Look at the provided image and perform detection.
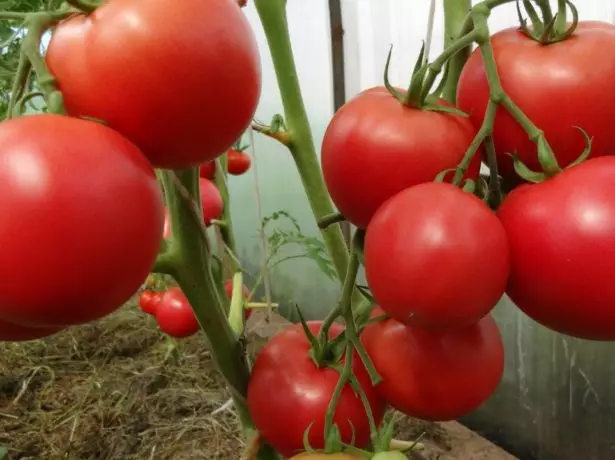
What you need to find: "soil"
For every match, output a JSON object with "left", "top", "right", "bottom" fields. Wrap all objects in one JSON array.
[{"left": 0, "top": 299, "right": 517, "bottom": 460}]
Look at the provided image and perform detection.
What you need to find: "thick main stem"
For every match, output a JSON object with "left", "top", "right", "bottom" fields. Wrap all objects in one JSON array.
[
  {"left": 442, "top": 0, "right": 472, "bottom": 103},
  {"left": 253, "top": 0, "right": 350, "bottom": 282},
  {"left": 160, "top": 170, "right": 279, "bottom": 460}
]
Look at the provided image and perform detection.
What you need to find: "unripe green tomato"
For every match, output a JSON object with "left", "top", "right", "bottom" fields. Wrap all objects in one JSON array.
[{"left": 371, "top": 452, "right": 408, "bottom": 460}]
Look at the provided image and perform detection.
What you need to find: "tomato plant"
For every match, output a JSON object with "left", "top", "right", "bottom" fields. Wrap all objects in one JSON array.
[
  {"left": 497, "top": 156, "right": 615, "bottom": 340},
  {"left": 0, "top": 318, "right": 63, "bottom": 342},
  {"left": 457, "top": 21, "right": 615, "bottom": 183},
  {"left": 364, "top": 182, "right": 509, "bottom": 329},
  {"left": 362, "top": 309, "right": 504, "bottom": 421},
  {"left": 46, "top": 0, "right": 262, "bottom": 169},
  {"left": 139, "top": 290, "right": 163, "bottom": 316},
  {"left": 155, "top": 287, "right": 200, "bottom": 338},
  {"left": 321, "top": 87, "right": 481, "bottom": 228},
  {"left": 163, "top": 178, "right": 223, "bottom": 237},
  {"left": 0, "top": 114, "right": 164, "bottom": 327},
  {"left": 247, "top": 321, "right": 385, "bottom": 458},
  {"left": 223, "top": 279, "right": 253, "bottom": 320},
  {"left": 227, "top": 149, "right": 252, "bottom": 175}
]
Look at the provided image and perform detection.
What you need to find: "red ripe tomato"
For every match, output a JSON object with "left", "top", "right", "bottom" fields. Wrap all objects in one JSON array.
[
  {"left": 200, "top": 161, "right": 216, "bottom": 180},
  {"left": 0, "top": 114, "right": 164, "bottom": 327},
  {"left": 139, "top": 290, "right": 163, "bottom": 316},
  {"left": 223, "top": 279, "right": 252, "bottom": 320},
  {"left": 364, "top": 182, "right": 509, "bottom": 329},
  {"left": 46, "top": 0, "right": 261, "bottom": 169},
  {"left": 247, "top": 322, "right": 385, "bottom": 458},
  {"left": 155, "top": 288, "right": 200, "bottom": 338},
  {"left": 0, "top": 318, "right": 63, "bottom": 342},
  {"left": 361, "top": 310, "right": 504, "bottom": 421},
  {"left": 227, "top": 149, "right": 251, "bottom": 175},
  {"left": 457, "top": 22, "right": 615, "bottom": 183},
  {"left": 199, "top": 178, "right": 224, "bottom": 225},
  {"left": 498, "top": 156, "right": 615, "bottom": 340},
  {"left": 321, "top": 87, "right": 481, "bottom": 228}
]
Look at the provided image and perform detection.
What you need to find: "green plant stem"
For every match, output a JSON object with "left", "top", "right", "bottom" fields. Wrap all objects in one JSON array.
[
  {"left": 228, "top": 271, "right": 246, "bottom": 337},
  {"left": 65, "top": 0, "right": 99, "bottom": 13},
  {"left": 441, "top": 0, "right": 472, "bottom": 103},
  {"left": 0, "top": 11, "right": 29, "bottom": 20},
  {"left": 158, "top": 169, "right": 279, "bottom": 460},
  {"left": 21, "top": 12, "right": 66, "bottom": 115},
  {"left": 214, "top": 157, "right": 239, "bottom": 271},
  {"left": 7, "top": 54, "right": 30, "bottom": 119},
  {"left": 253, "top": 0, "right": 350, "bottom": 283}
]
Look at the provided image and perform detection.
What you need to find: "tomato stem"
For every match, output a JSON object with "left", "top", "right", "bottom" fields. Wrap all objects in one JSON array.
[
  {"left": 323, "top": 346, "right": 354, "bottom": 451},
  {"left": 65, "top": 0, "right": 99, "bottom": 14},
  {"left": 6, "top": 52, "right": 31, "bottom": 119},
  {"left": 21, "top": 12, "right": 68, "bottom": 115},
  {"left": 152, "top": 239, "right": 179, "bottom": 275},
  {"left": 440, "top": 0, "right": 472, "bottom": 104},
  {"left": 0, "top": 11, "right": 29, "bottom": 20},
  {"left": 253, "top": 0, "right": 350, "bottom": 282},
  {"left": 158, "top": 169, "right": 280, "bottom": 460},
  {"left": 317, "top": 212, "right": 346, "bottom": 230},
  {"left": 228, "top": 271, "right": 246, "bottom": 337},
  {"left": 214, "top": 156, "right": 239, "bottom": 273}
]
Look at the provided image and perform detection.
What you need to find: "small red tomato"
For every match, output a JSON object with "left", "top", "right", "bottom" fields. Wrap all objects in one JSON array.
[
  {"left": 155, "top": 288, "right": 200, "bottom": 338},
  {"left": 224, "top": 279, "right": 252, "bottom": 320},
  {"left": 227, "top": 149, "right": 251, "bottom": 175},
  {"left": 0, "top": 318, "right": 63, "bottom": 342},
  {"left": 361, "top": 309, "right": 504, "bottom": 421},
  {"left": 200, "top": 178, "right": 224, "bottom": 225},
  {"left": 200, "top": 161, "right": 216, "bottom": 180},
  {"left": 365, "top": 182, "right": 509, "bottom": 329},
  {"left": 139, "top": 290, "right": 163, "bottom": 316}
]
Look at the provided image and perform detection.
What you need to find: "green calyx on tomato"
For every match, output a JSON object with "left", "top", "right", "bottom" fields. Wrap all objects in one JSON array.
[
  {"left": 512, "top": 126, "right": 593, "bottom": 184},
  {"left": 516, "top": 0, "right": 579, "bottom": 45},
  {"left": 382, "top": 45, "right": 467, "bottom": 117}
]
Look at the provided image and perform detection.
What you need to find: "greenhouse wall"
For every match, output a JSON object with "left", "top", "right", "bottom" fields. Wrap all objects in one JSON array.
[{"left": 228, "top": 1, "right": 615, "bottom": 459}]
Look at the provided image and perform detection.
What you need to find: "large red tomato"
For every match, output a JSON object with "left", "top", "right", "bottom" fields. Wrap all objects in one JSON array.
[
  {"left": 46, "top": 0, "right": 261, "bottom": 169},
  {"left": 0, "top": 115, "right": 164, "bottom": 327},
  {"left": 155, "top": 288, "right": 200, "bottom": 338},
  {"left": 457, "top": 22, "right": 615, "bottom": 183},
  {"left": 247, "top": 322, "right": 385, "bottom": 458},
  {"left": 364, "top": 182, "right": 509, "bottom": 329},
  {"left": 498, "top": 156, "right": 615, "bottom": 340},
  {"left": 0, "top": 318, "right": 63, "bottom": 342},
  {"left": 227, "top": 149, "right": 251, "bottom": 175},
  {"left": 361, "top": 310, "right": 504, "bottom": 421},
  {"left": 321, "top": 87, "right": 481, "bottom": 228}
]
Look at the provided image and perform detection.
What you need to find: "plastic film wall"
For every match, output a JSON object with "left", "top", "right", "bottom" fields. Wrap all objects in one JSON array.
[{"left": 231, "top": 1, "right": 615, "bottom": 459}]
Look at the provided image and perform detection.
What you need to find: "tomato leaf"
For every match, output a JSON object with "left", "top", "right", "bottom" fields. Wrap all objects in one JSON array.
[{"left": 422, "top": 99, "right": 469, "bottom": 117}]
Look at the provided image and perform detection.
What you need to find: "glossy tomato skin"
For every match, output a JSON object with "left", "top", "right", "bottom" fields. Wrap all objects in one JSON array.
[
  {"left": 46, "top": 0, "right": 261, "bottom": 169},
  {"left": 364, "top": 182, "right": 509, "bottom": 329},
  {"left": 321, "top": 87, "right": 481, "bottom": 228},
  {"left": 139, "top": 290, "right": 163, "bottom": 316},
  {"left": 223, "top": 279, "right": 252, "bottom": 320},
  {"left": 200, "top": 161, "right": 216, "bottom": 180},
  {"left": 361, "top": 310, "right": 504, "bottom": 421},
  {"left": 457, "top": 22, "right": 615, "bottom": 183},
  {"left": 498, "top": 156, "right": 615, "bottom": 340},
  {"left": 0, "top": 318, "right": 63, "bottom": 342},
  {"left": 0, "top": 115, "right": 164, "bottom": 327},
  {"left": 247, "top": 321, "right": 385, "bottom": 458},
  {"left": 227, "top": 149, "right": 251, "bottom": 175},
  {"left": 155, "top": 288, "right": 200, "bottom": 338}
]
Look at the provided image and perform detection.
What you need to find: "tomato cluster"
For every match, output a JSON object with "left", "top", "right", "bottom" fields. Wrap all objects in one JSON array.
[
  {"left": 139, "top": 279, "right": 253, "bottom": 338},
  {"left": 0, "top": 0, "right": 260, "bottom": 342}
]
